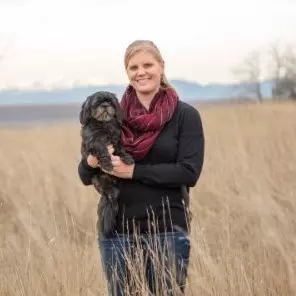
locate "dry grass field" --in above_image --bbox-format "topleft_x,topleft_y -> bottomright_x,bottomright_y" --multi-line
0,100 -> 295,295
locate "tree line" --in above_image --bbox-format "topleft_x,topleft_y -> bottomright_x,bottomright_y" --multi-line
233,41 -> 296,102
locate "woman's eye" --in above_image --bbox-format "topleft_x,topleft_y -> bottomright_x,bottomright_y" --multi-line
144,63 -> 153,68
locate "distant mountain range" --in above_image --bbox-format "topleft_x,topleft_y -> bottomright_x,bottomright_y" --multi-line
0,79 -> 274,105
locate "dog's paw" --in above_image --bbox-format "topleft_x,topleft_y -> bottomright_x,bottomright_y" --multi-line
122,154 -> 134,165
100,162 -> 113,172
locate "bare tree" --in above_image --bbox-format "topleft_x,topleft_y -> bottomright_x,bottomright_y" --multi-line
232,50 -> 263,102
268,42 -> 283,97
268,42 -> 296,100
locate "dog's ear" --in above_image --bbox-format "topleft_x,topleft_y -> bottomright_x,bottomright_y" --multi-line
79,97 -> 91,125
113,95 -> 124,125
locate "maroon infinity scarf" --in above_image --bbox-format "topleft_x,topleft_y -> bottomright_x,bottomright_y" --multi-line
120,85 -> 179,160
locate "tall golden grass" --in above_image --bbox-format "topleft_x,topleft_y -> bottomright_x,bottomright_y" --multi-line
0,101 -> 295,295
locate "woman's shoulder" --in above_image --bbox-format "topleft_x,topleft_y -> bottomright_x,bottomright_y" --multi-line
176,100 -> 201,118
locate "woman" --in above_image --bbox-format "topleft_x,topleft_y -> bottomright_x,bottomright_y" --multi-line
78,40 -> 204,295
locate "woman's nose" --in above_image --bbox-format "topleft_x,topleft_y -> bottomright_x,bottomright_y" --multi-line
137,66 -> 145,75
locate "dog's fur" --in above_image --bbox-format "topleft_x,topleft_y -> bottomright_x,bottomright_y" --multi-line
79,91 -> 134,237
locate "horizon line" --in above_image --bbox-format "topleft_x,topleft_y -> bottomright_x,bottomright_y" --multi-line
0,78 -> 274,92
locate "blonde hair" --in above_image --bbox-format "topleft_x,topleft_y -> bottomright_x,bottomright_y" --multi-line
124,40 -> 174,89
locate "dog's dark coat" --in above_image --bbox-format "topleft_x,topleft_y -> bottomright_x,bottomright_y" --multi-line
79,91 -> 134,237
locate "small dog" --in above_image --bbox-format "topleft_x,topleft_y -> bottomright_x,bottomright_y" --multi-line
79,91 -> 134,237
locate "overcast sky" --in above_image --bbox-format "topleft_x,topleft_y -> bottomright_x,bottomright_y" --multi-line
0,0 -> 295,90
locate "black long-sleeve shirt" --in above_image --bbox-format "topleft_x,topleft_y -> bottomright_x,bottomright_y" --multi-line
78,101 -> 204,235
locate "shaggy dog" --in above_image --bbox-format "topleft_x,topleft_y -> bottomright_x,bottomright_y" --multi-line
79,91 -> 134,237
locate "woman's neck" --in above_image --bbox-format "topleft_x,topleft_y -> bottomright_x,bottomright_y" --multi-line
137,88 -> 159,110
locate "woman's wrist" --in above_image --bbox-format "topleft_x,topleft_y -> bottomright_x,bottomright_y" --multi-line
129,164 -> 135,179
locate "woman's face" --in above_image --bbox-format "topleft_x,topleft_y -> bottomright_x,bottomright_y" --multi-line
126,50 -> 164,95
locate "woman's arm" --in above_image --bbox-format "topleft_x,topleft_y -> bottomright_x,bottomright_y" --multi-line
78,158 -> 101,185
78,145 -> 114,185
132,106 -> 204,187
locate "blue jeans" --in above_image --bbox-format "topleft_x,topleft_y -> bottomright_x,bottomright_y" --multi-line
98,231 -> 191,296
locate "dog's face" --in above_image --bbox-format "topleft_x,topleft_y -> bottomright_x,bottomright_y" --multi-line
94,100 -> 115,122
79,91 -> 123,125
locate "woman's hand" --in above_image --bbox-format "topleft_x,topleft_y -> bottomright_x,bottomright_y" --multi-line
86,154 -> 100,168
86,145 -> 133,178
86,145 -> 115,168
107,155 -> 135,179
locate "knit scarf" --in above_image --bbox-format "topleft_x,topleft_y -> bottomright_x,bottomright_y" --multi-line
120,85 -> 179,160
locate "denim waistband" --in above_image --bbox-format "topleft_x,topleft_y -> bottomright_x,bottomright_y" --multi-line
99,230 -> 189,243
